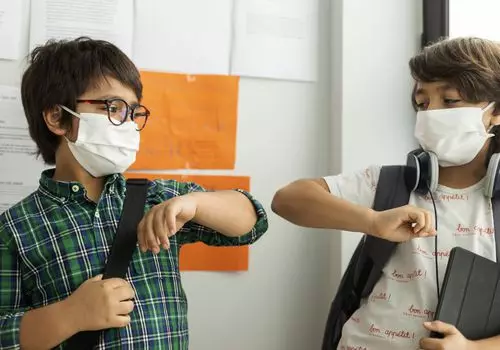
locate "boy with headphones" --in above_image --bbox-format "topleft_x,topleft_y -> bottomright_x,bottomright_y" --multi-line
272,37 -> 500,350
0,37 -> 268,349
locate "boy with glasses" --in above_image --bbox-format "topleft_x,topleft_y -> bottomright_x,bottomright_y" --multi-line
0,37 -> 268,349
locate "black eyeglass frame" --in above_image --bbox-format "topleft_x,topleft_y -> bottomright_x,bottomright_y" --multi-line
76,98 -> 150,131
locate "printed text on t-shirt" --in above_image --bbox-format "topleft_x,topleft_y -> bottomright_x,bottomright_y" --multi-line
390,268 -> 427,282
369,323 -> 415,340
454,224 -> 494,237
403,304 -> 435,319
423,193 -> 469,202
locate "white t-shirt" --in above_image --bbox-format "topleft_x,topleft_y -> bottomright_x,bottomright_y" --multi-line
324,165 -> 497,350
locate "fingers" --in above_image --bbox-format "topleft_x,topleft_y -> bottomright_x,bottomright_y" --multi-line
138,201 -> 186,254
137,208 -> 159,254
154,208 -> 169,250
408,209 -> 426,234
137,218 -> 147,253
88,274 -> 103,282
164,204 -> 181,236
424,321 -> 458,336
424,210 -> 436,235
145,209 -> 160,254
117,300 -> 135,315
109,315 -> 131,329
419,336 -> 442,350
114,284 -> 136,301
406,206 -> 436,237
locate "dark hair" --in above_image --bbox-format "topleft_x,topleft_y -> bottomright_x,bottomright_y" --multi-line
21,36 -> 143,164
409,36 -> 500,156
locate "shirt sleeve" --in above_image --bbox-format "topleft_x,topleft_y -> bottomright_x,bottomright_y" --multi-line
152,180 -> 268,246
323,165 -> 382,208
0,237 -> 28,350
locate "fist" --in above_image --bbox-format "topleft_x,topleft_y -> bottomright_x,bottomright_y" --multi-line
368,205 -> 436,242
138,194 -> 198,254
65,274 -> 135,332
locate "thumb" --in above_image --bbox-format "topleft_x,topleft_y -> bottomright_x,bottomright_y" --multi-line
88,274 -> 103,282
424,321 -> 458,335
404,208 -> 426,228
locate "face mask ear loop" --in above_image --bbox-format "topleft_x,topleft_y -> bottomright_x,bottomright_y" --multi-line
58,105 -> 81,119
485,102 -> 498,135
483,102 -> 496,135
483,102 -> 496,113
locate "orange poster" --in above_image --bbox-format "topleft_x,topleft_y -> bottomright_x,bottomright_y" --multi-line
132,71 -> 239,170
126,172 -> 250,271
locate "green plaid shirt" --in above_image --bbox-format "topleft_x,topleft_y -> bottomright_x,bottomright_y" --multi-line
0,169 -> 268,349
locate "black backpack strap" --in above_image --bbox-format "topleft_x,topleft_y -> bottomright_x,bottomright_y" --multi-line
321,238 -> 364,350
321,165 -> 411,350
66,178 -> 149,349
492,195 -> 500,263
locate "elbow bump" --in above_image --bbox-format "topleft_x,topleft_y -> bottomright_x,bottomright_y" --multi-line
271,188 -> 286,215
272,179 -> 329,214
271,181 -> 302,215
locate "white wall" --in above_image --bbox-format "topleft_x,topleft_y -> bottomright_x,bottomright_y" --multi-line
182,77 -> 331,350
0,1 -> 332,350
449,0 -> 500,40
182,0 -> 333,347
330,0 -> 422,276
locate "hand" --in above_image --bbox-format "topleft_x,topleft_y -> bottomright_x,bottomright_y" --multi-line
64,275 -> 135,332
368,205 -> 436,242
420,321 -> 477,350
137,194 -> 198,254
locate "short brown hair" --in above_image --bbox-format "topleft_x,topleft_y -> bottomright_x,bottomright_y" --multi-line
409,37 -> 500,156
21,37 -> 142,165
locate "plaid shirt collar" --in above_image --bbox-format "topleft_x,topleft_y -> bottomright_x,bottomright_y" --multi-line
38,169 -> 126,203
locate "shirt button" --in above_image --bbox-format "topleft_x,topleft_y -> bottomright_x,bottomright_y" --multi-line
71,185 -> 79,193
95,211 -> 100,218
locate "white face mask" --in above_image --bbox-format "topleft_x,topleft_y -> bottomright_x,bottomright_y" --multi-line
414,102 -> 495,167
60,106 -> 140,177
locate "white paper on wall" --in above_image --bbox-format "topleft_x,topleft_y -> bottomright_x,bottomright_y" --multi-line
29,0 -> 134,57
133,0 -> 233,75
0,86 -> 47,213
0,0 -> 25,60
231,0 -> 319,82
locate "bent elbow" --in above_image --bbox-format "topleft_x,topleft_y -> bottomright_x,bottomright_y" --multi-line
271,187 -> 287,216
271,183 -> 300,218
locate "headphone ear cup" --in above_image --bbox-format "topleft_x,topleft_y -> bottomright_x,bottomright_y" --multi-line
485,153 -> 500,198
406,149 -> 433,195
414,152 -> 430,195
405,153 -> 420,192
428,152 -> 439,193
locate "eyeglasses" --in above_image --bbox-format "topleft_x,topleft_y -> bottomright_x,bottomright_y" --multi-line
76,98 -> 150,131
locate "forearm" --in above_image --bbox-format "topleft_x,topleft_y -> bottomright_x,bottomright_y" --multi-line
271,179 -> 374,233
189,190 -> 258,237
19,300 -> 77,350
471,335 -> 500,349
